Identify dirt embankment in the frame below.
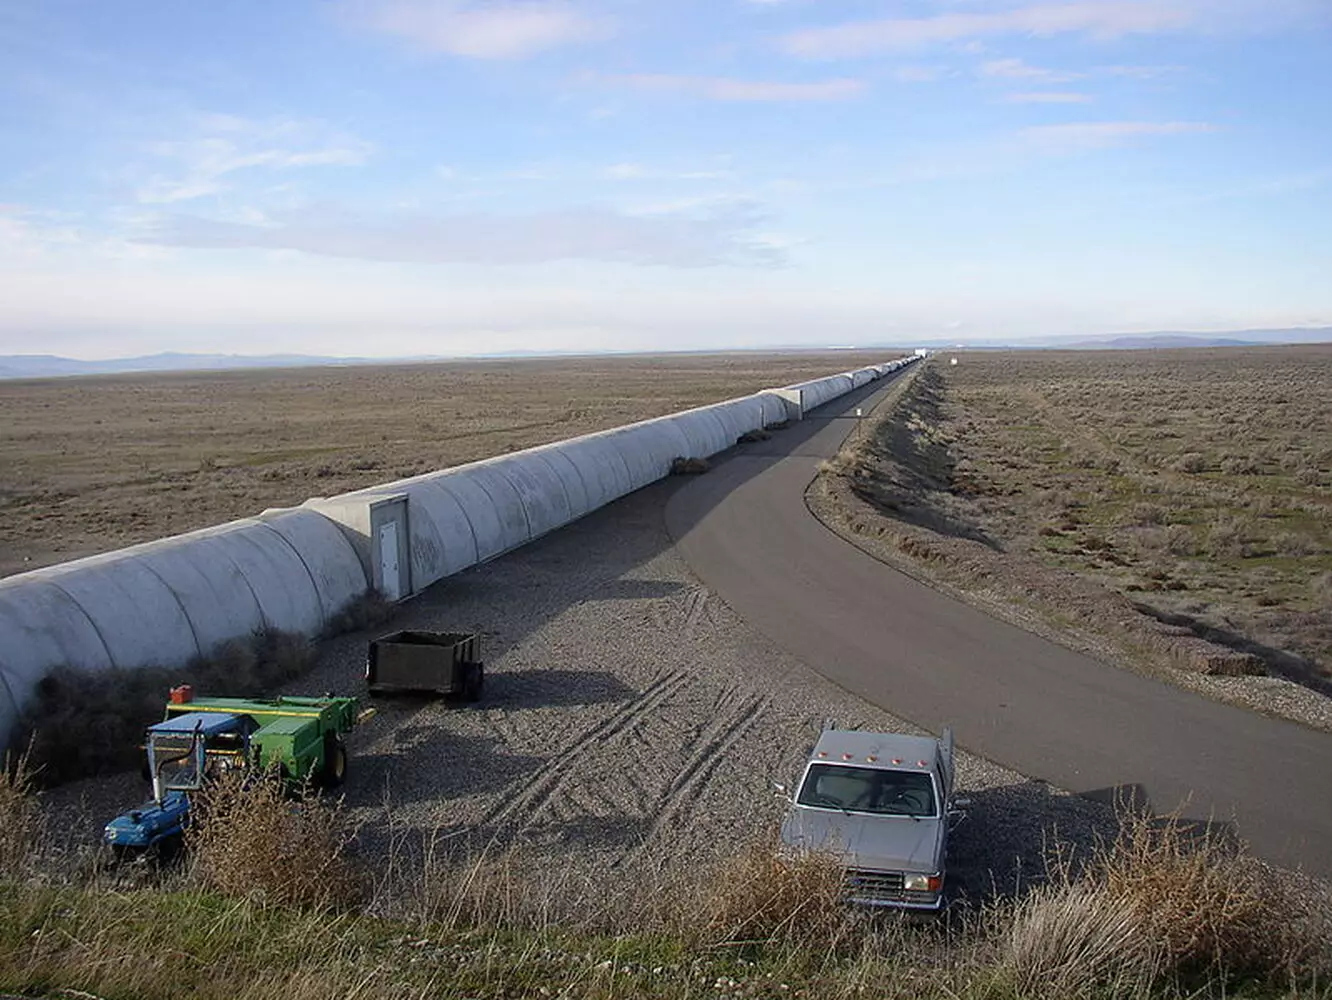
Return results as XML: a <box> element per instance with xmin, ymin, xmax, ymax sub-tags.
<box><xmin>808</xmin><ymin>355</ymin><xmax>1332</xmax><ymax>732</ymax></box>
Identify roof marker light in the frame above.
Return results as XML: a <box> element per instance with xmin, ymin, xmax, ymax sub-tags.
<box><xmin>891</xmin><ymin>758</ymin><xmax>902</xmax><ymax>765</ymax></box>
<box><xmin>842</xmin><ymin>753</ymin><xmax>854</xmax><ymax>760</ymax></box>
<box><xmin>817</xmin><ymin>751</ymin><xmax>827</xmax><ymax>758</ymax></box>
<box><xmin>866</xmin><ymin>756</ymin><xmax>877</xmax><ymax>763</ymax></box>
<box><xmin>918</xmin><ymin>760</ymin><xmax>928</xmax><ymax>767</ymax></box>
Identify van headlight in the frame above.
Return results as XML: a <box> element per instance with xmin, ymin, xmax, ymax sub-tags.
<box><xmin>904</xmin><ymin>873</ymin><xmax>942</xmax><ymax>892</ymax></box>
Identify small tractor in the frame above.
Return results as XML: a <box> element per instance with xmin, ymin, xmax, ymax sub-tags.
<box><xmin>103</xmin><ymin>685</ymin><xmax>368</xmax><ymax>858</ymax></box>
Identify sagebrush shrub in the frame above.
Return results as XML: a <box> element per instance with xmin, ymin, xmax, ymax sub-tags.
<box><xmin>1172</xmin><ymin>453</ymin><xmax>1207</xmax><ymax>474</ymax></box>
<box><xmin>1092</xmin><ymin>811</ymin><xmax>1315</xmax><ymax>982</ymax></box>
<box><xmin>10</xmin><ymin>628</ymin><xmax>313</xmax><ymax>787</ymax></box>
<box><xmin>188</xmin><ymin>770</ymin><xmax>363</xmax><ymax>910</ymax></box>
<box><xmin>698</xmin><ymin>840</ymin><xmax>850</xmax><ymax>947</ymax></box>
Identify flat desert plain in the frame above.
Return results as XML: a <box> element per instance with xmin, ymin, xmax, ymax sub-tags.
<box><xmin>0</xmin><ymin>351</ymin><xmax>895</xmax><ymax>578</ymax></box>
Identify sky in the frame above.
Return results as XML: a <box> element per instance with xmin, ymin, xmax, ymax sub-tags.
<box><xmin>1</xmin><ymin>0</ymin><xmax>1330</xmax><ymax>359</ymax></box>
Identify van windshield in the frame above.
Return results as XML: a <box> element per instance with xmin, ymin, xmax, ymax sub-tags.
<box><xmin>796</xmin><ymin>764</ymin><xmax>937</xmax><ymax>817</ymax></box>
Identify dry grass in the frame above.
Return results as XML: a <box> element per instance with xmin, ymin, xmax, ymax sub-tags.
<box><xmin>187</xmin><ymin>770</ymin><xmax>364</xmax><ymax>911</ymax></box>
<box><xmin>0</xmin><ymin>351</ymin><xmax>898</xmax><ymax>578</ymax></box>
<box><xmin>0</xmin><ymin>786</ymin><xmax>1328</xmax><ymax>999</ymax></box>
<box><xmin>999</xmin><ymin>808</ymin><xmax>1331</xmax><ymax>996</ymax></box>
<box><xmin>405</xmin><ymin>838</ymin><xmax>611</xmax><ymax>933</ymax></box>
<box><xmin>1093</xmin><ymin>811</ymin><xmax>1322</xmax><ymax>981</ymax></box>
<box><xmin>396</xmin><ymin>833</ymin><xmax>854</xmax><ymax>950</ymax></box>
<box><xmin>696</xmin><ymin>839</ymin><xmax>850</xmax><ymax>946</ymax></box>
<box><xmin>0</xmin><ymin>748</ymin><xmax>40</xmax><ymax>877</ymax></box>
<box><xmin>10</xmin><ymin>627</ymin><xmax>313</xmax><ymax>786</ymax></box>
<box><xmin>1002</xmin><ymin>882</ymin><xmax>1157</xmax><ymax>997</ymax></box>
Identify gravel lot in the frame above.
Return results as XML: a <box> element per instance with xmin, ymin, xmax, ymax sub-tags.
<box><xmin>333</xmin><ymin>470</ymin><xmax>1125</xmax><ymax>903</ymax></box>
<box><xmin>45</xmin><ymin>460</ymin><xmax>1115</xmax><ymax>910</ymax></box>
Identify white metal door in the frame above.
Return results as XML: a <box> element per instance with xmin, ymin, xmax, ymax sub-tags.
<box><xmin>377</xmin><ymin>522</ymin><xmax>402</xmax><ymax>601</ymax></box>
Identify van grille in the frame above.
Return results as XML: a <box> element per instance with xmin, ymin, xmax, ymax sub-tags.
<box><xmin>845</xmin><ymin>868</ymin><xmax>905</xmax><ymax>897</ymax></box>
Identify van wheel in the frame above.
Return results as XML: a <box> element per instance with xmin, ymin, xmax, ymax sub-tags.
<box><xmin>320</xmin><ymin>736</ymin><xmax>347</xmax><ymax>789</ymax></box>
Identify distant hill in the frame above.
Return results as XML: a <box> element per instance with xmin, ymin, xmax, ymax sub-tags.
<box><xmin>1062</xmin><ymin>335</ymin><xmax>1261</xmax><ymax>349</ymax></box>
<box><xmin>1</xmin><ymin>327</ymin><xmax>1328</xmax><ymax>379</ymax></box>
<box><xmin>0</xmin><ymin>352</ymin><xmax>365</xmax><ymax>380</ymax></box>
<box><xmin>900</xmin><ymin>327</ymin><xmax>1332</xmax><ymax>351</ymax></box>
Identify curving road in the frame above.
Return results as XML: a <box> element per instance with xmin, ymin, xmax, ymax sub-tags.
<box><xmin>665</xmin><ymin>373</ymin><xmax>1332</xmax><ymax>879</ymax></box>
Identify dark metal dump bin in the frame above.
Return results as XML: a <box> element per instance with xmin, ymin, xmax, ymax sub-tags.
<box><xmin>366</xmin><ymin>630</ymin><xmax>484</xmax><ymax>701</ymax></box>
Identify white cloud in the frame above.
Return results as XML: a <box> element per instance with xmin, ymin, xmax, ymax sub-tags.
<box><xmin>0</xmin><ymin>206</ymin><xmax>166</xmax><ymax>263</ymax></box>
<box><xmin>1099</xmin><ymin>64</ymin><xmax>1184</xmax><ymax>79</ymax></box>
<box><xmin>595</xmin><ymin>73</ymin><xmax>866</xmax><ymax>102</ymax></box>
<box><xmin>601</xmin><ymin>162</ymin><xmax>733</xmax><ymax>181</ymax></box>
<box><xmin>135</xmin><ymin>201</ymin><xmax>787</xmax><ymax>268</ymax></box>
<box><xmin>978</xmin><ymin>57</ymin><xmax>1184</xmax><ymax>84</ymax></box>
<box><xmin>347</xmin><ymin>0</ymin><xmax>609</xmax><ymax>58</ymax></box>
<box><xmin>891</xmin><ymin>66</ymin><xmax>947</xmax><ymax>83</ymax></box>
<box><xmin>504</xmin><ymin>165</ymin><xmax>558</xmax><ymax>181</ymax></box>
<box><xmin>979</xmin><ymin>57</ymin><xmax>1080</xmax><ymax>82</ymax></box>
<box><xmin>783</xmin><ymin>3</ymin><xmax>1192</xmax><ymax>57</ymax></box>
<box><xmin>1016</xmin><ymin>120</ymin><xmax>1218</xmax><ymax>151</ymax></box>
<box><xmin>1003</xmin><ymin>91</ymin><xmax>1093</xmax><ymax>103</ymax></box>
<box><xmin>866</xmin><ymin>119</ymin><xmax>1220</xmax><ymax>185</ymax></box>
<box><xmin>136</xmin><ymin>116</ymin><xmax>372</xmax><ymax>204</ymax></box>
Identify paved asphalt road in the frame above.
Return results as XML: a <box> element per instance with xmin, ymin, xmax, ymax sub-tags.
<box><xmin>665</xmin><ymin>374</ymin><xmax>1332</xmax><ymax>879</ymax></box>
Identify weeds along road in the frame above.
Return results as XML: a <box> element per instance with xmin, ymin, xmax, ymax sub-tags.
<box><xmin>665</xmin><ymin>373</ymin><xmax>1332</xmax><ymax>880</ymax></box>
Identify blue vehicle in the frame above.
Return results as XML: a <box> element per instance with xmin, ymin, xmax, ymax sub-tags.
<box><xmin>103</xmin><ymin>711</ymin><xmax>253</xmax><ymax>858</ymax></box>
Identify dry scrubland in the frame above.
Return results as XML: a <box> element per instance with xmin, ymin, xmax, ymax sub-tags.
<box><xmin>816</xmin><ymin>347</ymin><xmax>1332</xmax><ymax>706</ymax></box>
<box><xmin>0</xmin><ymin>350</ymin><xmax>892</xmax><ymax>578</ymax></box>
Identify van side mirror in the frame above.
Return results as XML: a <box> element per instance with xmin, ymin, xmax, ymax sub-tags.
<box><xmin>772</xmin><ymin>781</ymin><xmax>791</xmax><ymax>801</ymax></box>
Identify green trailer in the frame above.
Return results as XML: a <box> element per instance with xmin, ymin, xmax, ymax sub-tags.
<box><xmin>159</xmin><ymin>688</ymin><xmax>363</xmax><ymax>787</ymax></box>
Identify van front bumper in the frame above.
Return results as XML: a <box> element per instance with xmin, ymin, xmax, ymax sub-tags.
<box><xmin>844</xmin><ymin>868</ymin><xmax>944</xmax><ymax>911</ymax></box>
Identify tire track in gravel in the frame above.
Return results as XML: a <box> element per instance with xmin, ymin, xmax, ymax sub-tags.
<box><xmin>637</xmin><ymin>688</ymin><xmax>772</xmax><ymax>851</ymax></box>
<box><xmin>477</xmin><ymin>667</ymin><xmax>693</xmax><ymax>832</ymax></box>
<box><xmin>683</xmin><ymin>586</ymin><xmax>711</xmax><ymax>638</ymax></box>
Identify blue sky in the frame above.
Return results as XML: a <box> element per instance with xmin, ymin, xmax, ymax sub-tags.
<box><xmin>1</xmin><ymin>0</ymin><xmax>1329</xmax><ymax>358</ymax></box>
